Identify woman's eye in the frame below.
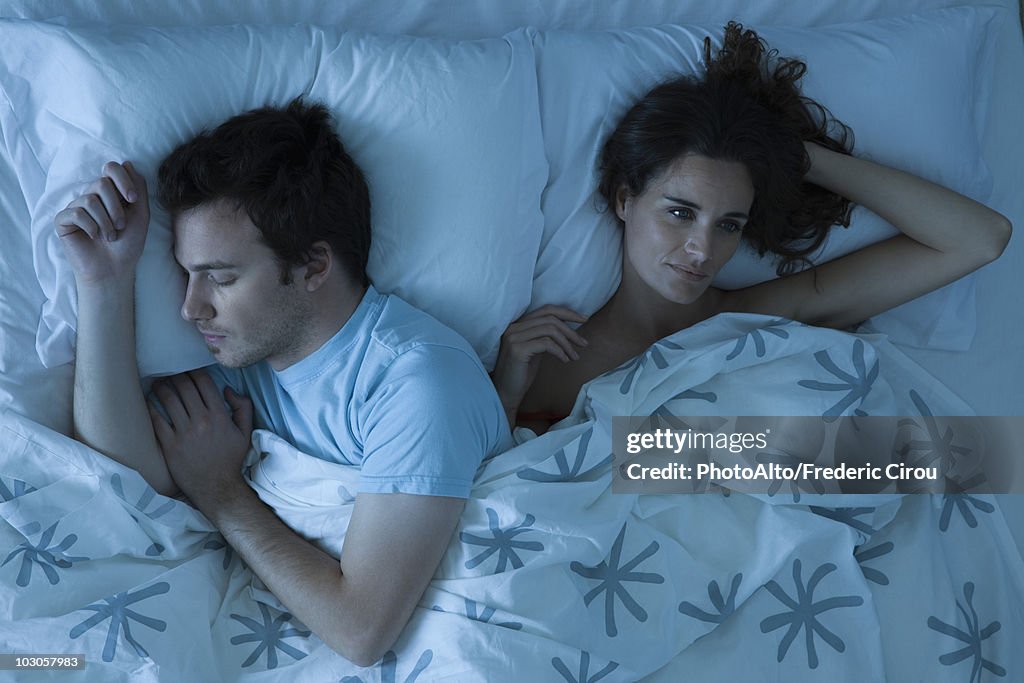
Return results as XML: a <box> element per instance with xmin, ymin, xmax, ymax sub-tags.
<box><xmin>208</xmin><ymin>274</ymin><xmax>235</xmax><ymax>287</ymax></box>
<box><xmin>719</xmin><ymin>222</ymin><xmax>742</xmax><ymax>233</ymax></box>
<box><xmin>670</xmin><ymin>208</ymin><xmax>694</xmax><ymax>220</ymax></box>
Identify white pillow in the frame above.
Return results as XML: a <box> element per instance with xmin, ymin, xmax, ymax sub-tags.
<box><xmin>0</xmin><ymin>22</ymin><xmax>547</xmax><ymax>375</ymax></box>
<box><xmin>530</xmin><ymin>7</ymin><xmax>998</xmax><ymax>350</ymax></box>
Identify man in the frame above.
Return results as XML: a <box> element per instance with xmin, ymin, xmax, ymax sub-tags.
<box><xmin>54</xmin><ymin>99</ymin><xmax>511</xmax><ymax>667</ymax></box>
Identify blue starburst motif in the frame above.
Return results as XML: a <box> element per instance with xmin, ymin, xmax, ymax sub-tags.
<box><xmin>797</xmin><ymin>340</ymin><xmax>878</xmax><ymax>421</ymax></box>
<box><xmin>939</xmin><ymin>494</ymin><xmax>995</xmax><ymax>533</ymax></box>
<box><xmin>653</xmin><ymin>389</ymin><xmax>718</xmax><ymax>420</ymax></box>
<box><xmin>431</xmin><ymin>598</ymin><xmax>523</xmax><ymax>630</ymax></box>
<box><xmin>725</xmin><ymin>319</ymin><xmax>791</xmax><ymax>360</ymax></box>
<box><xmin>229</xmin><ymin>603</ymin><xmax>311</xmax><ymax>670</ymax></box>
<box><xmin>894</xmin><ymin>390</ymin><xmax>974</xmax><ymax>490</ymax></box>
<box><xmin>552</xmin><ymin>651</ymin><xmax>619</xmax><ymax>683</ymax></box>
<box><xmin>0</xmin><ymin>477</ymin><xmax>37</xmax><ymax>502</ymax></box>
<box><xmin>204</xmin><ymin>534</ymin><xmax>240</xmax><ymax>571</ymax></box>
<box><xmin>854</xmin><ymin>541</ymin><xmax>894</xmax><ymax>586</ymax></box>
<box><xmin>809</xmin><ymin>507</ymin><xmax>878</xmax><ymax>536</ymax></box>
<box><xmin>617</xmin><ymin>340</ymin><xmax>685</xmax><ymax>394</ymax></box>
<box><xmin>759</xmin><ymin>559</ymin><xmax>864</xmax><ymax>669</ymax></box>
<box><xmin>927</xmin><ymin>582</ymin><xmax>1005</xmax><ymax>683</ymax></box>
<box><xmin>3</xmin><ymin>521</ymin><xmax>88</xmax><ymax>587</ymax></box>
<box><xmin>110</xmin><ymin>473</ymin><xmax>176</xmax><ymax>520</ymax></box>
<box><xmin>571</xmin><ymin>523</ymin><xmax>665</xmax><ymax>637</ymax></box>
<box><xmin>460</xmin><ymin>508</ymin><xmax>544</xmax><ymax>574</ymax></box>
<box><xmin>69</xmin><ymin>582</ymin><xmax>170</xmax><ymax>662</ymax></box>
<box><xmin>518</xmin><ymin>428</ymin><xmax>610</xmax><ymax>483</ymax></box>
<box><xmin>679</xmin><ymin>574</ymin><xmax>743</xmax><ymax>623</ymax></box>
<box><xmin>341</xmin><ymin>649</ymin><xmax>433</xmax><ymax>683</ymax></box>
<box><xmin>752</xmin><ymin>449</ymin><xmax>824</xmax><ymax>502</ymax></box>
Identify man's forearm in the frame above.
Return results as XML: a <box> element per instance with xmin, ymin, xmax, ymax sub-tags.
<box><xmin>202</xmin><ymin>482</ymin><xmax>390</xmax><ymax>667</ymax></box>
<box><xmin>74</xmin><ymin>277</ymin><xmax>176</xmax><ymax>495</ymax></box>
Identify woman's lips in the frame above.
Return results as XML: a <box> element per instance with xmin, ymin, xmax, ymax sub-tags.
<box><xmin>668</xmin><ymin>263</ymin><xmax>708</xmax><ymax>281</ymax></box>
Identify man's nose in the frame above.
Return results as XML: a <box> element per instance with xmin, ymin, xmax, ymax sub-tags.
<box><xmin>181</xmin><ymin>280</ymin><xmax>213</xmax><ymax>321</ymax></box>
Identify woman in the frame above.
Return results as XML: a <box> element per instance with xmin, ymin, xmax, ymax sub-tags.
<box><xmin>492</xmin><ymin>23</ymin><xmax>1011</xmax><ymax>432</ymax></box>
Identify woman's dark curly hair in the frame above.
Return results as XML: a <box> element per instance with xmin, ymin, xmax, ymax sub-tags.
<box><xmin>598</xmin><ymin>22</ymin><xmax>853</xmax><ymax>275</ymax></box>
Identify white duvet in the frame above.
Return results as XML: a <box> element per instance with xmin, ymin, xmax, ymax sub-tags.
<box><xmin>1</xmin><ymin>314</ymin><xmax>1021</xmax><ymax>681</ymax></box>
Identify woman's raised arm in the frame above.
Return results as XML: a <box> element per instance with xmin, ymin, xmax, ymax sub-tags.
<box><xmin>729</xmin><ymin>142</ymin><xmax>1012</xmax><ymax>329</ymax></box>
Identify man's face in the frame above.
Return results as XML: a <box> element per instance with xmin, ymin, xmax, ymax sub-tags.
<box><xmin>173</xmin><ymin>200</ymin><xmax>313</xmax><ymax>370</ymax></box>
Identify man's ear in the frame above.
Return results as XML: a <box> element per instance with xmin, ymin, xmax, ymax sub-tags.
<box><xmin>300</xmin><ymin>241</ymin><xmax>333</xmax><ymax>292</ymax></box>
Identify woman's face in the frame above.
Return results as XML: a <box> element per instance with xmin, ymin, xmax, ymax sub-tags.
<box><xmin>617</xmin><ymin>154</ymin><xmax>754</xmax><ymax>305</ymax></box>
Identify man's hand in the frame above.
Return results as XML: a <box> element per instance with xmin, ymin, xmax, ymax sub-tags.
<box><xmin>54</xmin><ymin>161</ymin><xmax>150</xmax><ymax>286</ymax></box>
<box><xmin>148</xmin><ymin>370</ymin><xmax>254</xmax><ymax>514</ymax></box>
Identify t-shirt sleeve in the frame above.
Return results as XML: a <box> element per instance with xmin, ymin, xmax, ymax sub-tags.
<box><xmin>357</xmin><ymin>345</ymin><xmax>509</xmax><ymax>498</ymax></box>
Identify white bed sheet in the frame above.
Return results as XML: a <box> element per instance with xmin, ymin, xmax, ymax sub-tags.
<box><xmin>1</xmin><ymin>0</ymin><xmax>1022</xmax><ymax>622</ymax></box>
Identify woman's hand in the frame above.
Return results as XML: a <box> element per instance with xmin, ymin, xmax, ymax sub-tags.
<box><xmin>491</xmin><ymin>305</ymin><xmax>588</xmax><ymax>424</ymax></box>
<box><xmin>54</xmin><ymin>161</ymin><xmax>150</xmax><ymax>287</ymax></box>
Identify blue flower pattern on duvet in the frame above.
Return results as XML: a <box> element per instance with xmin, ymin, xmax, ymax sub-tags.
<box><xmin>854</xmin><ymin>541</ymin><xmax>894</xmax><ymax>586</ymax></box>
<box><xmin>69</xmin><ymin>582</ymin><xmax>170</xmax><ymax>662</ymax></box>
<box><xmin>3</xmin><ymin>521</ymin><xmax>88</xmax><ymax>587</ymax></box>
<box><xmin>0</xmin><ymin>477</ymin><xmax>37</xmax><ymax>502</ymax></box>
<box><xmin>110</xmin><ymin>473</ymin><xmax>176</xmax><ymax>520</ymax></box>
<box><xmin>341</xmin><ymin>650</ymin><xmax>433</xmax><ymax>683</ymax></box>
<box><xmin>927</xmin><ymin>582</ymin><xmax>1005</xmax><ymax>682</ymax></box>
<box><xmin>432</xmin><ymin>599</ymin><xmax>523</xmax><ymax>630</ymax></box>
<box><xmin>552</xmin><ymin>651</ymin><xmax>619</xmax><ymax>683</ymax></box>
<box><xmin>725</xmin><ymin>319</ymin><xmax>791</xmax><ymax>360</ymax></box>
<box><xmin>617</xmin><ymin>340</ymin><xmax>684</xmax><ymax>394</ymax></box>
<box><xmin>896</xmin><ymin>390</ymin><xmax>975</xmax><ymax>486</ymax></box>
<box><xmin>939</xmin><ymin>494</ymin><xmax>996</xmax><ymax>533</ymax></box>
<box><xmin>460</xmin><ymin>508</ymin><xmax>544</xmax><ymax>573</ymax></box>
<box><xmin>571</xmin><ymin>523</ymin><xmax>665</xmax><ymax>637</ymax></box>
<box><xmin>753</xmin><ymin>449</ymin><xmax>825</xmax><ymax>502</ymax></box>
<box><xmin>797</xmin><ymin>339</ymin><xmax>878</xmax><ymax>421</ymax></box>
<box><xmin>760</xmin><ymin>559</ymin><xmax>863</xmax><ymax>669</ymax></box>
<box><xmin>809</xmin><ymin>506</ymin><xmax>879</xmax><ymax>536</ymax></box>
<box><xmin>679</xmin><ymin>574</ymin><xmax>743</xmax><ymax>623</ymax></box>
<box><xmin>518</xmin><ymin>428</ymin><xmax>611</xmax><ymax>483</ymax></box>
<box><xmin>652</xmin><ymin>389</ymin><xmax>718</xmax><ymax>422</ymax></box>
<box><xmin>229</xmin><ymin>603</ymin><xmax>310</xmax><ymax>669</ymax></box>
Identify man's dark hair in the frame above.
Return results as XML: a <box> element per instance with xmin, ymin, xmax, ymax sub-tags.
<box><xmin>158</xmin><ymin>97</ymin><xmax>371</xmax><ymax>285</ymax></box>
<box><xmin>598</xmin><ymin>22</ymin><xmax>854</xmax><ymax>275</ymax></box>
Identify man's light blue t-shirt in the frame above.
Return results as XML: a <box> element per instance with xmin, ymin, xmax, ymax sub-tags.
<box><xmin>207</xmin><ymin>285</ymin><xmax>511</xmax><ymax>498</ymax></box>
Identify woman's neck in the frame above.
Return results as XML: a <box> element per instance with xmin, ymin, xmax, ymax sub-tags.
<box><xmin>597</xmin><ymin>268</ymin><xmax>716</xmax><ymax>348</ymax></box>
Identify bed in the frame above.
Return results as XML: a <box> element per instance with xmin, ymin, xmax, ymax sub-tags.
<box><xmin>0</xmin><ymin>1</ymin><xmax>1021</xmax><ymax>680</ymax></box>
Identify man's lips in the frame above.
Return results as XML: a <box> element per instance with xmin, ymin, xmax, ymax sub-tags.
<box><xmin>198</xmin><ymin>330</ymin><xmax>226</xmax><ymax>342</ymax></box>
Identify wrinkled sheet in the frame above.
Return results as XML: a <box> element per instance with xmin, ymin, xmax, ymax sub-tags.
<box><xmin>1</xmin><ymin>314</ymin><xmax>1021</xmax><ymax>681</ymax></box>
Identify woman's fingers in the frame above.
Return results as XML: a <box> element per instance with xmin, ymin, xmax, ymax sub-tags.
<box><xmin>521</xmin><ymin>304</ymin><xmax>589</xmax><ymax>325</ymax></box>
<box><xmin>505</xmin><ymin>323</ymin><xmax>580</xmax><ymax>361</ymax></box>
<box><xmin>506</xmin><ymin>316</ymin><xmax>588</xmax><ymax>350</ymax></box>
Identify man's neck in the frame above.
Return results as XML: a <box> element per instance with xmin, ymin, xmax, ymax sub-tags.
<box><xmin>267</xmin><ymin>279</ymin><xmax>368</xmax><ymax>372</ymax></box>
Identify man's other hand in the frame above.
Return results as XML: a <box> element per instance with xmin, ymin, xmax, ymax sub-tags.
<box><xmin>149</xmin><ymin>370</ymin><xmax>254</xmax><ymax>515</ymax></box>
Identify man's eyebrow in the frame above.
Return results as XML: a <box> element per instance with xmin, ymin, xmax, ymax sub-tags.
<box><xmin>185</xmin><ymin>260</ymin><xmax>237</xmax><ymax>272</ymax></box>
<box><xmin>663</xmin><ymin>196</ymin><xmax>749</xmax><ymax>220</ymax></box>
